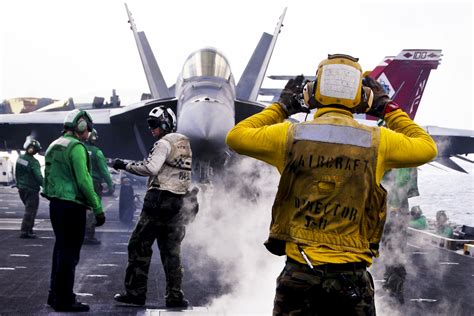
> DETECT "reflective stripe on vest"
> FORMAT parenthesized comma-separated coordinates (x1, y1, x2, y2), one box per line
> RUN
(294, 124, 372, 148)
(17, 158, 29, 167)
(44, 137, 72, 156)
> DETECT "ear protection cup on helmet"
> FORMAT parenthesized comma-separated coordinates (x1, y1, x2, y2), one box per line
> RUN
(361, 86, 374, 110)
(87, 129, 98, 143)
(76, 118, 88, 133)
(303, 80, 318, 109)
(160, 121, 170, 132)
(64, 109, 93, 133)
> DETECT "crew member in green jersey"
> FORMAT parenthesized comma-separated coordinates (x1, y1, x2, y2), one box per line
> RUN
(43, 109, 105, 312)
(15, 137, 43, 239)
(83, 129, 114, 245)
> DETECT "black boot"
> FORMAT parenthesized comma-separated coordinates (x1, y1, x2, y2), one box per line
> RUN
(47, 291, 55, 306)
(83, 237, 101, 245)
(53, 301, 90, 312)
(20, 231, 37, 239)
(166, 297, 189, 308)
(114, 293, 146, 306)
(165, 267, 188, 308)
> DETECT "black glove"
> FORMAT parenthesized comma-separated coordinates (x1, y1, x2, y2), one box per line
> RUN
(362, 76, 400, 118)
(277, 75, 310, 116)
(95, 213, 106, 227)
(113, 159, 127, 170)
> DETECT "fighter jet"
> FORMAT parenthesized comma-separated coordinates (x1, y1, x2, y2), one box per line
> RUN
(0, 5, 287, 182)
(263, 49, 474, 173)
(123, 4, 287, 180)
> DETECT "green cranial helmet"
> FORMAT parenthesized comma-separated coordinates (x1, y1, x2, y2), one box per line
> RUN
(23, 136, 41, 152)
(63, 109, 93, 133)
(87, 128, 98, 143)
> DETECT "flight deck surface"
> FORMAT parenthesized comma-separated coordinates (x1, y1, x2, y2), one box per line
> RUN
(0, 186, 472, 315)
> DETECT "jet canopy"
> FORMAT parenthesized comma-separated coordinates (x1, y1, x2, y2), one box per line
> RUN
(182, 48, 232, 81)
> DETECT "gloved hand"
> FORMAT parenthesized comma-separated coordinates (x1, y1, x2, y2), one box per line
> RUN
(113, 159, 127, 170)
(277, 75, 310, 116)
(95, 213, 106, 227)
(107, 184, 115, 195)
(362, 76, 400, 118)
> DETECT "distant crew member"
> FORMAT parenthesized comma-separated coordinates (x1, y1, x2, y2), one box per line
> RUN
(113, 106, 193, 308)
(408, 206, 428, 230)
(436, 210, 454, 237)
(226, 54, 437, 315)
(43, 109, 105, 312)
(15, 137, 43, 239)
(83, 128, 114, 245)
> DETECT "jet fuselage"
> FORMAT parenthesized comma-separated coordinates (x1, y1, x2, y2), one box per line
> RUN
(175, 48, 236, 163)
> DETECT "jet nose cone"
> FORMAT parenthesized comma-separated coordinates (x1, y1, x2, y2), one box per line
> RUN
(177, 100, 234, 159)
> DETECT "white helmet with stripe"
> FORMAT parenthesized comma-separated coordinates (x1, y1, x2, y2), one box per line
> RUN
(147, 106, 177, 134)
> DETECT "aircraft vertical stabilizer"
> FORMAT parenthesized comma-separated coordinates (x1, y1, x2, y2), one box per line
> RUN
(370, 49, 442, 120)
(236, 8, 287, 101)
(125, 3, 170, 99)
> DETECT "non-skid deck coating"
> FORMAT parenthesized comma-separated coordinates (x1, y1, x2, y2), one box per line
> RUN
(0, 186, 472, 315)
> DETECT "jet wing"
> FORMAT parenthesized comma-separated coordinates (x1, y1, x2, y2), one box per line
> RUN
(434, 157, 470, 173)
(234, 100, 266, 124)
(0, 110, 111, 155)
(0, 99, 178, 161)
(261, 75, 315, 101)
(258, 88, 283, 102)
(109, 98, 176, 124)
(425, 126, 474, 173)
(236, 8, 286, 102)
(267, 75, 317, 81)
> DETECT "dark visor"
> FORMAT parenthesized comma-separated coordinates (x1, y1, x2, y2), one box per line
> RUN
(147, 118, 161, 129)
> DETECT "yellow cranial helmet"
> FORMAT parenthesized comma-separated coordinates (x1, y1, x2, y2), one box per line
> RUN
(309, 54, 365, 109)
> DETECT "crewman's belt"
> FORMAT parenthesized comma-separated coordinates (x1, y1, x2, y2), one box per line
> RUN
(147, 187, 182, 197)
(287, 257, 367, 273)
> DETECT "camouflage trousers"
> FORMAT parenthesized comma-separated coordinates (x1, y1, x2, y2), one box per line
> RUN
(273, 259, 375, 316)
(124, 191, 186, 301)
(85, 182, 103, 239)
(19, 189, 40, 233)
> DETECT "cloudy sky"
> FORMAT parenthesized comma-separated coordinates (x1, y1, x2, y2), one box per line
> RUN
(0, 0, 472, 129)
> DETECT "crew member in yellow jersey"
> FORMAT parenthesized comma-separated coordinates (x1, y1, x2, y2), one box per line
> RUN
(226, 54, 437, 315)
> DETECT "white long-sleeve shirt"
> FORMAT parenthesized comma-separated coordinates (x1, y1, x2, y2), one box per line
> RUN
(125, 133, 192, 194)
(126, 139, 171, 176)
